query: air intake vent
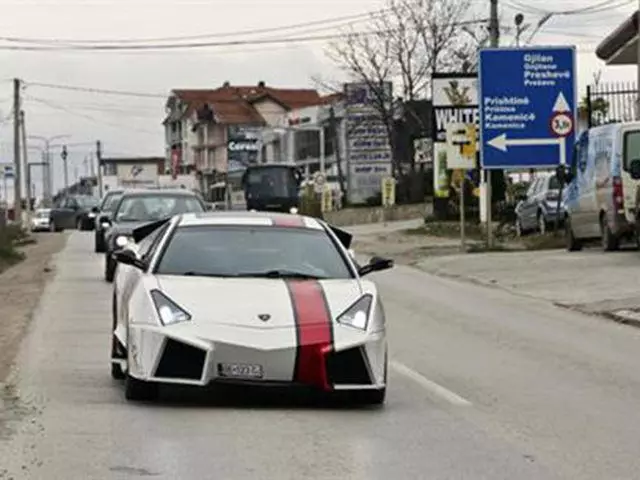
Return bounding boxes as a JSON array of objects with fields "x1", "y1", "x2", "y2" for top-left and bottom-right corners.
[
  {"x1": 155, "y1": 339, "x2": 206, "y2": 380},
  {"x1": 325, "y1": 346, "x2": 372, "y2": 385}
]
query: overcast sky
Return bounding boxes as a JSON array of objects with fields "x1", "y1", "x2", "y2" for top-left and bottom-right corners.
[{"x1": 0, "y1": 0, "x2": 634, "y2": 200}]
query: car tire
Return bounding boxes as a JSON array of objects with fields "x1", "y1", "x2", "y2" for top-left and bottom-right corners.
[
  {"x1": 95, "y1": 232, "x2": 105, "y2": 253},
  {"x1": 601, "y1": 214, "x2": 619, "y2": 251},
  {"x1": 564, "y1": 216, "x2": 582, "y2": 252},
  {"x1": 351, "y1": 388, "x2": 386, "y2": 406},
  {"x1": 124, "y1": 374, "x2": 158, "y2": 401},
  {"x1": 111, "y1": 362, "x2": 125, "y2": 380},
  {"x1": 105, "y1": 255, "x2": 116, "y2": 283}
]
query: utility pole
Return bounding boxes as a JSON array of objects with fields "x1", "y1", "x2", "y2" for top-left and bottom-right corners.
[
  {"x1": 329, "y1": 106, "x2": 347, "y2": 202},
  {"x1": 637, "y1": 0, "x2": 640, "y2": 119},
  {"x1": 13, "y1": 78, "x2": 22, "y2": 223},
  {"x1": 20, "y1": 110, "x2": 31, "y2": 228},
  {"x1": 61, "y1": 145, "x2": 69, "y2": 191},
  {"x1": 484, "y1": 0, "x2": 500, "y2": 248},
  {"x1": 96, "y1": 140, "x2": 104, "y2": 197}
]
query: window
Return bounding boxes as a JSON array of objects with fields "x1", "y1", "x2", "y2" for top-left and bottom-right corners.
[
  {"x1": 138, "y1": 223, "x2": 171, "y2": 260},
  {"x1": 548, "y1": 175, "x2": 560, "y2": 190},
  {"x1": 114, "y1": 194, "x2": 204, "y2": 222},
  {"x1": 155, "y1": 226, "x2": 353, "y2": 279},
  {"x1": 623, "y1": 130, "x2": 640, "y2": 171},
  {"x1": 76, "y1": 196, "x2": 99, "y2": 208},
  {"x1": 101, "y1": 192, "x2": 123, "y2": 212}
]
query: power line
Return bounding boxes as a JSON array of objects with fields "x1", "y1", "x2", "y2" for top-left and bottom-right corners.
[
  {"x1": 505, "y1": 0, "x2": 633, "y2": 16},
  {"x1": 0, "y1": 10, "x2": 386, "y2": 45},
  {"x1": 0, "y1": 19, "x2": 488, "y2": 51},
  {"x1": 24, "y1": 82, "x2": 166, "y2": 98},
  {"x1": 24, "y1": 96, "x2": 160, "y2": 135}
]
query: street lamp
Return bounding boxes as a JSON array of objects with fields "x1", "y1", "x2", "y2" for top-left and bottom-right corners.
[{"x1": 28, "y1": 134, "x2": 71, "y2": 206}]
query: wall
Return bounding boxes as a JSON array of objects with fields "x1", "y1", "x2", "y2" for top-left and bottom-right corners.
[
  {"x1": 324, "y1": 202, "x2": 431, "y2": 226},
  {"x1": 252, "y1": 98, "x2": 286, "y2": 126}
]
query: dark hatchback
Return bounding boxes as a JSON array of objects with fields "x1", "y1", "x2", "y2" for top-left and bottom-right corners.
[
  {"x1": 103, "y1": 189, "x2": 207, "y2": 282},
  {"x1": 49, "y1": 195, "x2": 100, "y2": 232}
]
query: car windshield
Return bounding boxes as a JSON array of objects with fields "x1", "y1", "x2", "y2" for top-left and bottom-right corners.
[
  {"x1": 77, "y1": 196, "x2": 99, "y2": 208},
  {"x1": 155, "y1": 225, "x2": 353, "y2": 279},
  {"x1": 101, "y1": 193, "x2": 123, "y2": 212},
  {"x1": 548, "y1": 175, "x2": 560, "y2": 190},
  {"x1": 114, "y1": 195, "x2": 204, "y2": 222}
]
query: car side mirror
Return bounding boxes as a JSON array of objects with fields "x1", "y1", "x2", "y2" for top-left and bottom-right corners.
[
  {"x1": 629, "y1": 159, "x2": 640, "y2": 180},
  {"x1": 114, "y1": 248, "x2": 145, "y2": 270},
  {"x1": 357, "y1": 256, "x2": 394, "y2": 276},
  {"x1": 91, "y1": 206, "x2": 99, "y2": 213}
]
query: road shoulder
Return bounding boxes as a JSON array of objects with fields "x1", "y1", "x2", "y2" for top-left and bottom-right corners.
[{"x1": 0, "y1": 232, "x2": 69, "y2": 382}]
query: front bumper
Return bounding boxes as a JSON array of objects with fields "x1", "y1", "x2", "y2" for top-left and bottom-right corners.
[{"x1": 121, "y1": 324, "x2": 386, "y2": 392}]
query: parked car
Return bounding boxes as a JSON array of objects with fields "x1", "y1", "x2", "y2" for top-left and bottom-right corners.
[
  {"x1": 564, "y1": 121, "x2": 640, "y2": 251},
  {"x1": 30, "y1": 208, "x2": 51, "y2": 232},
  {"x1": 94, "y1": 189, "x2": 125, "y2": 253},
  {"x1": 515, "y1": 173, "x2": 563, "y2": 236},
  {"x1": 49, "y1": 195, "x2": 100, "y2": 232},
  {"x1": 103, "y1": 189, "x2": 207, "y2": 282}
]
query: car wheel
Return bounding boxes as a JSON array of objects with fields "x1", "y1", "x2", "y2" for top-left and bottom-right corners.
[
  {"x1": 564, "y1": 216, "x2": 582, "y2": 252},
  {"x1": 105, "y1": 255, "x2": 116, "y2": 282},
  {"x1": 124, "y1": 374, "x2": 158, "y2": 401},
  {"x1": 351, "y1": 388, "x2": 386, "y2": 406},
  {"x1": 600, "y1": 214, "x2": 619, "y2": 251},
  {"x1": 111, "y1": 362, "x2": 125, "y2": 380}
]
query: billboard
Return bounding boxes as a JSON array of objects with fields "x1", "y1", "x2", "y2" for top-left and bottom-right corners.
[
  {"x1": 116, "y1": 163, "x2": 158, "y2": 187},
  {"x1": 227, "y1": 125, "x2": 261, "y2": 173},
  {"x1": 344, "y1": 81, "x2": 393, "y2": 204}
]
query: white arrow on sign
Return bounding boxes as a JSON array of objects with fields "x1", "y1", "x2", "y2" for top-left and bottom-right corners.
[{"x1": 487, "y1": 133, "x2": 566, "y2": 165}]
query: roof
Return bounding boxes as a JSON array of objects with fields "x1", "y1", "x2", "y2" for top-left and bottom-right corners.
[
  {"x1": 177, "y1": 211, "x2": 324, "y2": 230},
  {"x1": 165, "y1": 84, "x2": 324, "y2": 125}
]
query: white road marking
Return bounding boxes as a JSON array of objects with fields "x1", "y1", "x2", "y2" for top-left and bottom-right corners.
[{"x1": 390, "y1": 360, "x2": 472, "y2": 407}]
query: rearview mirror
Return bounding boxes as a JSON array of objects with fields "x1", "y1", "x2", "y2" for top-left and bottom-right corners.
[
  {"x1": 113, "y1": 249, "x2": 145, "y2": 270},
  {"x1": 357, "y1": 256, "x2": 394, "y2": 276},
  {"x1": 629, "y1": 159, "x2": 640, "y2": 180}
]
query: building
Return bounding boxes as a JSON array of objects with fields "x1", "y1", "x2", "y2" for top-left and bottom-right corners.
[
  {"x1": 163, "y1": 81, "x2": 324, "y2": 198},
  {"x1": 100, "y1": 156, "x2": 197, "y2": 192}
]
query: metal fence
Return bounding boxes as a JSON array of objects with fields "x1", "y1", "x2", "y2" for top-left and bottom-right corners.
[{"x1": 586, "y1": 82, "x2": 638, "y2": 127}]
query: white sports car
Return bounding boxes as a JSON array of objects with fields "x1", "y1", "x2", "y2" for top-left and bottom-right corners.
[{"x1": 110, "y1": 211, "x2": 393, "y2": 404}]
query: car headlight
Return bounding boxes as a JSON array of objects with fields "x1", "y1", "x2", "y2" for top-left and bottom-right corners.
[
  {"x1": 88, "y1": 212, "x2": 96, "y2": 218},
  {"x1": 115, "y1": 235, "x2": 132, "y2": 247},
  {"x1": 101, "y1": 221, "x2": 111, "y2": 228},
  {"x1": 150, "y1": 290, "x2": 191, "y2": 326},
  {"x1": 336, "y1": 295, "x2": 373, "y2": 330},
  {"x1": 289, "y1": 207, "x2": 299, "y2": 214}
]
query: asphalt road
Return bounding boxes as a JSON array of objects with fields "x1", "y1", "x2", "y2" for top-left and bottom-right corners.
[{"x1": 2, "y1": 230, "x2": 640, "y2": 479}]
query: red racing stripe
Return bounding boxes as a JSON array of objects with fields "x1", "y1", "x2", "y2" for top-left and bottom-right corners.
[
  {"x1": 272, "y1": 215, "x2": 305, "y2": 227},
  {"x1": 286, "y1": 280, "x2": 334, "y2": 391}
]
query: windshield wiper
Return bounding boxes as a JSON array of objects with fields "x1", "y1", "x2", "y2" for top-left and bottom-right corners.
[
  {"x1": 235, "y1": 270, "x2": 327, "y2": 280},
  {"x1": 182, "y1": 272, "x2": 239, "y2": 278}
]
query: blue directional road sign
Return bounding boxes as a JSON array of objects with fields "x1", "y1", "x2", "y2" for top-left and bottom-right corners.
[{"x1": 479, "y1": 46, "x2": 576, "y2": 169}]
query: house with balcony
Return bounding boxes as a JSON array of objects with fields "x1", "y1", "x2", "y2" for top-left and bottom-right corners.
[{"x1": 163, "y1": 81, "x2": 323, "y2": 198}]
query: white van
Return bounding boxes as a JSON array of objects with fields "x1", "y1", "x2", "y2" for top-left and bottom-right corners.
[{"x1": 564, "y1": 121, "x2": 640, "y2": 251}]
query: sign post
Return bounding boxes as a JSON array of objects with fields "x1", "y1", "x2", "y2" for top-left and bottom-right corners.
[
  {"x1": 479, "y1": 46, "x2": 576, "y2": 239},
  {"x1": 446, "y1": 123, "x2": 477, "y2": 251}
]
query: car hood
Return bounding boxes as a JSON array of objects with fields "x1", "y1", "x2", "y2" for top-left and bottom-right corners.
[{"x1": 155, "y1": 275, "x2": 363, "y2": 329}]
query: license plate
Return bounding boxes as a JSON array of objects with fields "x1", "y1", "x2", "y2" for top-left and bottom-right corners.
[{"x1": 217, "y1": 363, "x2": 264, "y2": 379}]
